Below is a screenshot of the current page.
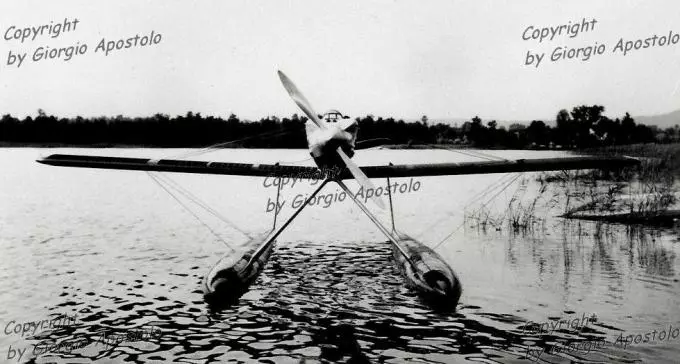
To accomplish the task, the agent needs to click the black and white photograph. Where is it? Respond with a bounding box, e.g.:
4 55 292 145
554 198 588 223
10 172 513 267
1 1 679 363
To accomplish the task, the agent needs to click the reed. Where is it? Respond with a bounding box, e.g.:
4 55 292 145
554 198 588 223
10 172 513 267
466 143 679 229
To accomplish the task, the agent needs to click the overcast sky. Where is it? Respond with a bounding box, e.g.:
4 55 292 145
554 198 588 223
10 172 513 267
1 1 678 122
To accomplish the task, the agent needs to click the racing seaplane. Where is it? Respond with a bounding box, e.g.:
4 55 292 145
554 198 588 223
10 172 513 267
37 71 639 310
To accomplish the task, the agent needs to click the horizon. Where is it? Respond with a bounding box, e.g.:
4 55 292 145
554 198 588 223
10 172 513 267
2 106 676 128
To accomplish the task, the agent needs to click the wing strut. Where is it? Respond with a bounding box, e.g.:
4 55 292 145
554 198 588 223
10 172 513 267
386 163 397 233
272 177 283 230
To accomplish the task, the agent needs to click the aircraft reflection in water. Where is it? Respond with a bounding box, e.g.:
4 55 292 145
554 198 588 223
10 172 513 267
37 70 639 310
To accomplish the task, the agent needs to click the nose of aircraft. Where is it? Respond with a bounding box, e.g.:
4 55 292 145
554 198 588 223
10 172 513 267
332 128 353 142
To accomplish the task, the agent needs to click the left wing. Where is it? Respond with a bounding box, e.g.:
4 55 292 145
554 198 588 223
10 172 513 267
38 154 324 178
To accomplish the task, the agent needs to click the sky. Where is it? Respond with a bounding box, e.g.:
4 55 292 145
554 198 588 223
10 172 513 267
0 0 679 123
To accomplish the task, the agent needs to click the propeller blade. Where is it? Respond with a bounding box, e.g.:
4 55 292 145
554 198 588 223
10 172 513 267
277 70 324 129
336 147 385 210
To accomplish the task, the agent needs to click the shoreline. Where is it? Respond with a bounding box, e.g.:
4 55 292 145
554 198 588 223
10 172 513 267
563 209 680 227
0 142 568 150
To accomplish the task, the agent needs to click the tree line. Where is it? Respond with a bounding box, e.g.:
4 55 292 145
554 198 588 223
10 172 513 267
0 105 677 148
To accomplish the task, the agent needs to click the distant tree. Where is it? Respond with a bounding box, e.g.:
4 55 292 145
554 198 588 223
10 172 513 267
569 105 606 147
556 109 570 126
526 120 549 147
620 112 636 144
0 105 664 148
466 116 487 146
554 109 572 147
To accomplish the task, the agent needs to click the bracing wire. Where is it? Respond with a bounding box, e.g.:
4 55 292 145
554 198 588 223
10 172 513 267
431 172 523 251
495 176 528 227
165 126 317 169
434 145 508 162
478 173 526 223
147 172 234 251
470 173 524 220
462 173 519 209
152 173 252 239
463 149 509 162
169 127 303 160
415 172 517 237
439 147 497 161
278 156 314 165
414 145 511 237
437 146 515 209
141 125 314 248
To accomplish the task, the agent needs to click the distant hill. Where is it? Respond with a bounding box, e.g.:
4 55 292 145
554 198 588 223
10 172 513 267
419 109 680 129
635 109 680 129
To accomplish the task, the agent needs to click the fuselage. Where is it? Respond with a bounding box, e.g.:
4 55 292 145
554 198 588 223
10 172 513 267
306 110 358 171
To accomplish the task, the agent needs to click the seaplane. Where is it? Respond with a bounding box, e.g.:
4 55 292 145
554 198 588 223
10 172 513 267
37 71 640 310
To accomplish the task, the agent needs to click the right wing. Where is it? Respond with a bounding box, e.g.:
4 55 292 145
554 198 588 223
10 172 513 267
354 156 640 178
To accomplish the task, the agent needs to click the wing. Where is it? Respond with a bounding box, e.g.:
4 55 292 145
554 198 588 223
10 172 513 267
354 156 640 178
38 154 324 179
39 154 638 179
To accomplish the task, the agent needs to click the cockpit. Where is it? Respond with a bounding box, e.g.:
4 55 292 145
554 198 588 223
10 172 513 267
322 109 348 123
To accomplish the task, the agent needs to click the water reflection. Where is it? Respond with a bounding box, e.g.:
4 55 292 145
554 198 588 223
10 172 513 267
8 229 674 363
498 220 677 285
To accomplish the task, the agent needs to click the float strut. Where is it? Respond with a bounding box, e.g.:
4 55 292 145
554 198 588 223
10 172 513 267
248 178 329 266
335 180 419 272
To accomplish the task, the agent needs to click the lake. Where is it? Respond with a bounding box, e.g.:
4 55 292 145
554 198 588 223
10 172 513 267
1 148 679 363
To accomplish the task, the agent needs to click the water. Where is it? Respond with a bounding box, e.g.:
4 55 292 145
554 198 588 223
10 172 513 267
1 148 679 363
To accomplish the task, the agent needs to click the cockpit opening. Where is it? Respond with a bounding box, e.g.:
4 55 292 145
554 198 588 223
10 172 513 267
322 109 349 123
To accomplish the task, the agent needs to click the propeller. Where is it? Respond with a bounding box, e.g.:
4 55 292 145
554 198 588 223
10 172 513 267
277 70 324 129
277 70 385 210
336 146 385 209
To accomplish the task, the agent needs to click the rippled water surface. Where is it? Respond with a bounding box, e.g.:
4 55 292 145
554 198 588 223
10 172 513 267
1 148 679 363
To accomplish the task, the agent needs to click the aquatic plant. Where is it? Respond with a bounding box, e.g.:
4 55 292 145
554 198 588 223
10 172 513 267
466 144 679 229
553 143 678 223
